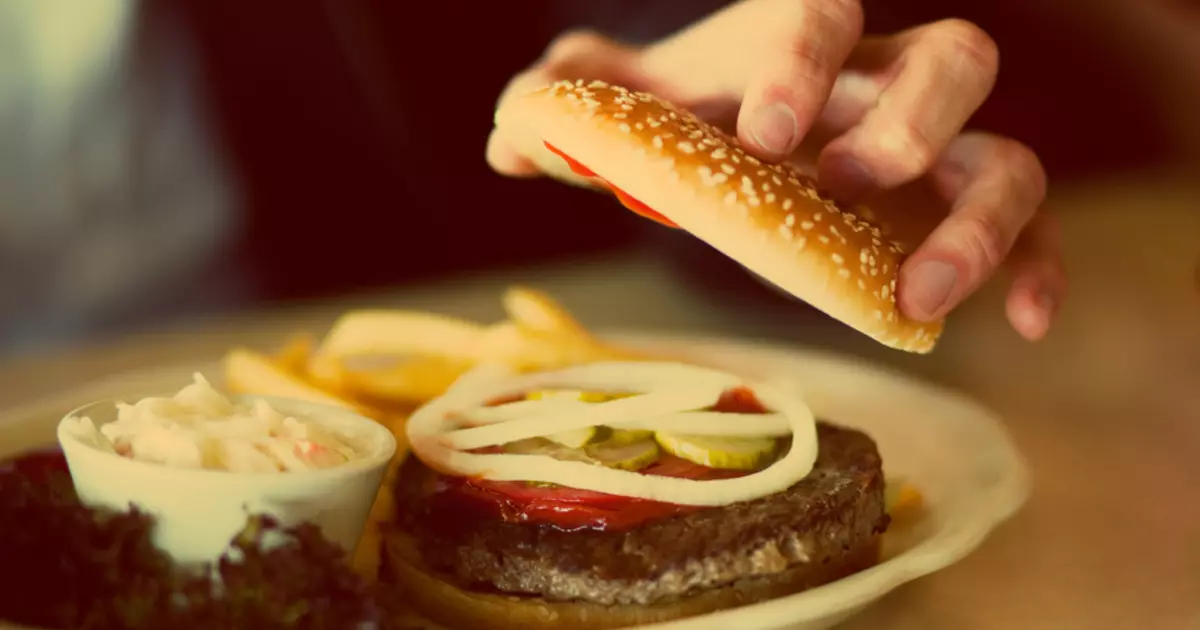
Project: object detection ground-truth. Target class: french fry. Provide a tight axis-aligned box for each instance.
[885,478,926,524]
[223,347,377,417]
[310,355,473,405]
[313,310,488,363]
[353,413,410,580]
[274,333,316,375]
[502,285,590,338]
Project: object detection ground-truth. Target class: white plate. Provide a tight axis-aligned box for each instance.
[0,332,1030,630]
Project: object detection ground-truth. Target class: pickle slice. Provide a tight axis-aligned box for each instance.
[606,428,654,445]
[525,389,614,403]
[585,438,660,471]
[503,437,596,463]
[654,432,777,470]
[543,426,597,449]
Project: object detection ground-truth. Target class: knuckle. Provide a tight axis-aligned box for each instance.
[879,125,940,180]
[957,211,1013,274]
[813,0,865,39]
[781,0,864,62]
[928,19,999,78]
[996,139,1048,205]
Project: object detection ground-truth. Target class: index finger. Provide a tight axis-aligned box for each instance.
[637,0,863,162]
[736,0,864,160]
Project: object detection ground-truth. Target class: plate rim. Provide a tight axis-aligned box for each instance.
[0,329,1031,630]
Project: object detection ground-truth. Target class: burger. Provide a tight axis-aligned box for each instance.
[379,80,940,629]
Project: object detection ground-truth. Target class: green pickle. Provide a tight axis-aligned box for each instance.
[654,432,778,470]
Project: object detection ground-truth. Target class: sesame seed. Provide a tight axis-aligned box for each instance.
[723,191,738,206]
[720,164,736,175]
[818,235,830,244]
[785,213,796,226]
[831,253,845,265]
[652,136,664,149]
[782,198,794,210]
[745,155,761,166]
[748,197,761,207]
[634,122,645,130]
[860,249,870,263]
[619,123,632,133]
[765,193,777,203]
[772,175,783,186]
[800,220,814,230]
[857,279,866,290]
[838,268,851,279]
[778,224,792,240]
[813,213,823,222]
[795,236,807,251]
[614,112,628,119]
[874,310,883,320]
[677,141,696,153]
[881,285,891,299]
[711,148,728,159]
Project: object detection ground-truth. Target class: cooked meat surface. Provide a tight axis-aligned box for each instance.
[388,422,888,606]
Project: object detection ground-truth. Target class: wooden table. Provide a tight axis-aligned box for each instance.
[1,172,1197,630]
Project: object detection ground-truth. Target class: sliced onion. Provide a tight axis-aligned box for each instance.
[442,389,722,450]
[406,361,819,507]
[624,411,790,436]
[462,402,790,437]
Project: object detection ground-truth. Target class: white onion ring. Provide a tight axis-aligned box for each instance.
[406,361,818,507]
[462,402,790,437]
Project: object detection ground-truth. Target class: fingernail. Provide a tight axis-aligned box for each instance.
[747,101,798,157]
[906,260,958,319]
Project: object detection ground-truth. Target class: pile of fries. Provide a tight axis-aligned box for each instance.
[220,286,655,577]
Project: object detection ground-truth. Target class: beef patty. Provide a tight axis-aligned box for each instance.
[387,421,888,607]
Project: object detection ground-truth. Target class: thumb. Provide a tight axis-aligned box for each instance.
[488,30,645,178]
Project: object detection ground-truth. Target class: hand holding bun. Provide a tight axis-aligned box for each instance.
[487,0,1065,344]
[496,80,942,353]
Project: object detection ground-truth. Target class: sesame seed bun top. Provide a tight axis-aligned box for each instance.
[494,79,944,353]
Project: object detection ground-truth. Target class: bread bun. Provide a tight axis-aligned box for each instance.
[381,526,881,630]
[494,80,944,353]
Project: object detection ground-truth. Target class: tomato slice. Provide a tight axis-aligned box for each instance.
[542,142,680,229]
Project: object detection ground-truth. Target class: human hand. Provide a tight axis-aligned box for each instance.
[487,0,1064,341]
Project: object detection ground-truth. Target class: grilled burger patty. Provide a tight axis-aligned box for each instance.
[385,421,889,607]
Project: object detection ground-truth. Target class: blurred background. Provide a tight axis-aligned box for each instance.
[1,0,1198,359]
